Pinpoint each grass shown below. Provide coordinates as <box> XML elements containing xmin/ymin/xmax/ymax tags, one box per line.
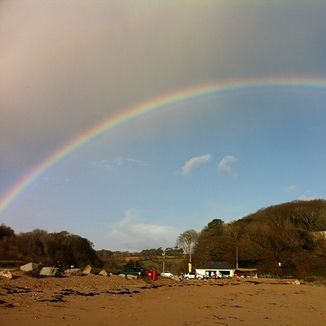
<box><xmin>141</xmin><ymin>258</ymin><xmax>184</xmax><ymax>271</ymax></box>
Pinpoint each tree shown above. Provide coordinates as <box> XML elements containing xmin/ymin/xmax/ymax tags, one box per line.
<box><xmin>176</xmin><ymin>229</ymin><xmax>198</xmax><ymax>271</ymax></box>
<box><xmin>0</xmin><ymin>224</ymin><xmax>15</xmax><ymax>239</ymax></box>
<box><xmin>193</xmin><ymin>219</ymin><xmax>225</xmax><ymax>265</ymax></box>
<box><xmin>0</xmin><ymin>224</ymin><xmax>16</xmax><ymax>259</ymax></box>
<box><xmin>202</xmin><ymin>219</ymin><xmax>224</xmax><ymax>235</ymax></box>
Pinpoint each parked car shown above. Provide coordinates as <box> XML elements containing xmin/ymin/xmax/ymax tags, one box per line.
<box><xmin>161</xmin><ymin>271</ymin><xmax>173</xmax><ymax>278</ymax></box>
<box><xmin>117</xmin><ymin>267</ymin><xmax>149</xmax><ymax>276</ymax></box>
<box><xmin>144</xmin><ymin>269</ymin><xmax>153</xmax><ymax>276</ymax></box>
<box><xmin>183</xmin><ymin>272</ymin><xmax>204</xmax><ymax>280</ymax></box>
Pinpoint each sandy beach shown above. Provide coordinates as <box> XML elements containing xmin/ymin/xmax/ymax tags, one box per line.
<box><xmin>1</xmin><ymin>271</ymin><xmax>325</xmax><ymax>325</ymax></box>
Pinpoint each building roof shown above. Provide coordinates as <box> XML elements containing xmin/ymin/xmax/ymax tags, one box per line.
<box><xmin>198</xmin><ymin>261</ymin><xmax>233</xmax><ymax>270</ymax></box>
<box><xmin>312</xmin><ymin>228</ymin><xmax>326</xmax><ymax>232</ymax></box>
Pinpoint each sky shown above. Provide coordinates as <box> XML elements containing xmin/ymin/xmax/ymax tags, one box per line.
<box><xmin>1</xmin><ymin>0</ymin><xmax>326</xmax><ymax>251</ymax></box>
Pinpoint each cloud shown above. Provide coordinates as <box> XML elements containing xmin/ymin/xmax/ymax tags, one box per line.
<box><xmin>95</xmin><ymin>160</ymin><xmax>112</xmax><ymax>169</ymax></box>
<box><xmin>107</xmin><ymin>209</ymin><xmax>178</xmax><ymax>251</ymax></box>
<box><xmin>181</xmin><ymin>154</ymin><xmax>212</xmax><ymax>176</ymax></box>
<box><xmin>94</xmin><ymin>157</ymin><xmax>149</xmax><ymax>169</ymax></box>
<box><xmin>125</xmin><ymin>158</ymin><xmax>150</xmax><ymax>166</ymax></box>
<box><xmin>286</xmin><ymin>185</ymin><xmax>296</xmax><ymax>192</ymax></box>
<box><xmin>218</xmin><ymin>155</ymin><xmax>238</xmax><ymax>174</ymax></box>
<box><xmin>114</xmin><ymin>157</ymin><xmax>149</xmax><ymax>167</ymax></box>
<box><xmin>298</xmin><ymin>195</ymin><xmax>315</xmax><ymax>201</ymax></box>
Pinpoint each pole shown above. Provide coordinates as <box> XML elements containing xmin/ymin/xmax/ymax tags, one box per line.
<box><xmin>162</xmin><ymin>250</ymin><xmax>165</xmax><ymax>272</ymax></box>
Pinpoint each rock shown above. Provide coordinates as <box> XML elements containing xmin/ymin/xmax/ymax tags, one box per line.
<box><xmin>118</xmin><ymin>273</ymin><xmax>138</xmax><ymax>280</ymax></box>
<box><xmin>64</xmin><ymin>268</ymin><xmax>82</xmax><ymax>276</ymax></box>
<box><xmin>98</xmin><ymin>270</ymin><xmax>108</xmax><ymax>276</ymax></box>
<box><xmin>0</xmin><ymin>269</ymin><xmax>12</xmax><ymax>279</ymax></box>
<box><xmin>20</xmin><ymin>262</ymin><xmax>40</xmax><ymax>272</ymax></box>
<box><xmin>20</xmin><ymin>262</ymin><xmax>42</xmax><ymax>277</ymax></box>
<box><xmin>82</xmin><ymin>265</ymin><xmax>92</xmax><ymax>275</ymax></box>
<box><xmin>172</xmin><ymin>275</ymin><xmax>182</xmax><ymax>282</ymax></box>
<box><xmin>291</xmin><ymin>279</ymin><xmax>300</xmax><ymax>285</ymax></box>
<box><xmin>40</xmin><ymin>267</ymin><xmax>61</xmax><ymax>277</ymax></box>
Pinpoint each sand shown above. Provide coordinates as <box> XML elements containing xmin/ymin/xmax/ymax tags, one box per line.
<box><xmin>1</xmin><ymin>271</ymin><xmax>325</xmax><ymax>325</ymax></box>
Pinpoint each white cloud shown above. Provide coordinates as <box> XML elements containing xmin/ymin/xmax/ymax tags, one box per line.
<box><xmin>181</xmin><ymin>154</ymin><xmax>212</xmax><ymax>176</ymax></box>
<box><xmin>218</xmin><ymin>155</ymin><xmax>238</xmax><ymax>174</ymax></box>
<box><xmin>95</xmin><ymin>157</ymin><xmax>149</xmax><ymax>169</ymax></box>
<box><xmin>298</xmin><ymin>195</ymin><xmax>315</xmax><ymax>201</ymax></box>
<box><xmin>125</xmin><ymin>158</ymin><xmax>150</xmax><ymax>166</ymax></box>
<box><xmin>115</xmin><ymin>157</ymin><xmax>149</xmax><ymax>167</ymax></box>
<box><xmin>115</xmin><ymin>157</ymin><xmax>124</xmax><ymax>166</ymax></box>
<box><xmin>287</xmin><ymin>185</ymin><xmax>296</xmax><ymax>192</ymax></box>
<box><xmin>95</xmin><ymin>159</ymin><xmax>112</xmax><ymax>169</ymax></box>
<box><xmin>107</xmin><ymin>209</ymin><xmax>178</xmax><ymax>251</ymax></box>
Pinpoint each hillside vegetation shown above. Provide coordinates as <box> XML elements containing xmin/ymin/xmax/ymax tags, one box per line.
<box><xmin>193</xmin><ymin>199</ymin><xmax>326</xmax><ymax>278</ymax></box>
<box><xmin>1</xmin><ymin>200</ymin><xmax>326</xmax><ymax>279</ymax></box>
<box><xmin>0</xmin><ymin>228</ymin><xmax>103</xmax><ymax>269</ymax></box>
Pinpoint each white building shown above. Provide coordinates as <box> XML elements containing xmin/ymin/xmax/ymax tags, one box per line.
<box><xmin>196</xmin><ymin>261</ymin><xmax>235</xmax><ymax>278</ymax></box>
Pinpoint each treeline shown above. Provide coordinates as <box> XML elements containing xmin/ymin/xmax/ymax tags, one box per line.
<box><xmin>97</xmin><ymin>247</ymin><xmax>183</xmax><ymax>260</ymax></box>
<box><xmin>1</xmin><ymin>199</ymin><xmax>326</xmax><ymax>277</ymax></box>
<box><xmin>0</xmin><ymin>226</ymin><xmax>103</xmax><ymax>269</ymax></box>
<box><xmin>193</xmin><ymin>199</ymin><xmax>326</xmax><ymax>278</ymax></box>
<box><xmin>0</xmin><ymin>224</ymin><xmax>182</xmax><ymax>271</ymax></box>
<box><xmin>96</xmin><ymin>247</ymin><xmax>184</xmax><ymax>270</ymax></box>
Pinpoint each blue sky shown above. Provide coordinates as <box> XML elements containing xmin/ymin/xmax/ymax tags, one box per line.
<box><xmin>1</xmin><ymin>1</ymin><xmax>326</xmax><ymax>251</ymax></box>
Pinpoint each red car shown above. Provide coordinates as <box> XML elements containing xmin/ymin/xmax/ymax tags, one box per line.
<box><xmin>143</xmin><ymin>269</ymin><xmax>152</xmax><ymax>276</ymax></box>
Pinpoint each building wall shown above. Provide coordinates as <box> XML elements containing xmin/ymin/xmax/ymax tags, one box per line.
<box><xmin>312</xmin><ymin>230</ymin><xmax>326</xmax><ymax>239</ymax></box>
<box><xmin>196</xmin><ymin>268</ymin><xmax>235</xmax><ymax>278</ymax></box>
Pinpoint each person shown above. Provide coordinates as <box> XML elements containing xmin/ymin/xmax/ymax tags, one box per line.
<box><xmin>54</xmin><ymin>260</ymin><xmax>63</xmax><ymax>272</ymax></box>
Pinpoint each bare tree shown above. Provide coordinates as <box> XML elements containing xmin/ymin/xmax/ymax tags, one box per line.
<box><xmin>176</xmin><ymin>229</ymin><xmax>199</xmax><ymax>271</ymax></box>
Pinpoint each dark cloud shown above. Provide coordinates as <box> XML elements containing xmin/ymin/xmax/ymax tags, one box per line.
<box><xmin>1</xmin><ymin>1</ymin><xmax>326</xmax><ymax>194</ymax></box>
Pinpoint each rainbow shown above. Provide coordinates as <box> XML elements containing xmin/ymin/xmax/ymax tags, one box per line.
<box><xmin>1</xmin><ymin>76</ymin><xmax>326</xmax><ymax>214</ymax></box>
